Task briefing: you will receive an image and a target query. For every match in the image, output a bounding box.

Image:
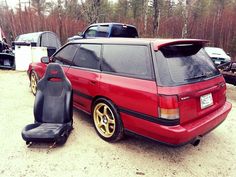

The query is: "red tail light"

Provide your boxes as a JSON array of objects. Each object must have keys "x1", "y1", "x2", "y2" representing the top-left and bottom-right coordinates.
[{"x1": 158, "y1": 95, "x2": 179, "y2": 120}]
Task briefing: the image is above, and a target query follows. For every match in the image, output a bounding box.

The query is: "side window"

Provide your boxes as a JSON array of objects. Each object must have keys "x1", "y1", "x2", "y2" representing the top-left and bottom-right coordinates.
[
  {"x1": 96, "y1": 25, "x2": 109, "y2": 37},
  {"x1": 102, "y1": 45, "x2": 152, "y2": 79},
  {"x1": 53, "y1": 44, "x2": 79, "y2": 65},
  {"x1": 84, "y1": 26, "x2": 98, "y2": 38},
  {"x1": 73, "y1": 44, "x2": 101, "y2": 70},
  {"x1": 110, "y1": 25, "x2": 138, "y2": 38}
]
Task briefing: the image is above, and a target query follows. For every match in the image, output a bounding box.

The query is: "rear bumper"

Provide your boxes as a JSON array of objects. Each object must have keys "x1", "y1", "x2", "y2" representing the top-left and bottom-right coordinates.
[{"x1": 122, "y1": 101, "x2": 232, "y2": 146}]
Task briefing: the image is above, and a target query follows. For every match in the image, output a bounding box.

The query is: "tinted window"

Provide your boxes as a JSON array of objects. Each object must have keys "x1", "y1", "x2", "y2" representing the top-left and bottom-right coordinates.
[
  {"x1": 102, "y1": 45, "x2": 152, "y2": 79},
  {"x1": 53, "y1": 44, "x2": 79, "y2": 65},
  {"x1": 96, "y1": 25, "x2": 109, "y2": 37},
  {"x1": 155, "y1": 44, "x2": 220, "y2": 86},
  {"x1": 110, "y1": 25, "x2": 138, "y2": 38},
  {"x1": 84, "y1": 26, "x2": 97, "y2": 38},
  {"x1": 73, "y1": 44, "x2": 101, "y2": 70}
]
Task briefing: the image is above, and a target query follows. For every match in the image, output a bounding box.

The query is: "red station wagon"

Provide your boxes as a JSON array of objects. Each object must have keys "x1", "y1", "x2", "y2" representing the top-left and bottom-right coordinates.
[{"x1": 28, "y1": 38, "x2": 232, "y2": 146}]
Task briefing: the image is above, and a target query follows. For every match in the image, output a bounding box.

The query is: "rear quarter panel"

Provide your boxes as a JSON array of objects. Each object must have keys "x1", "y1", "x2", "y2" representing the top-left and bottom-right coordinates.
[{"x1": 99, "y1": 73, "x2": 158, "y2": 130}]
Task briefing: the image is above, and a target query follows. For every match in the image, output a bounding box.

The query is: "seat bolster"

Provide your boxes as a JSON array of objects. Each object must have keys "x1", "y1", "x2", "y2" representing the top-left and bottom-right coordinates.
[
  {"x1": 65, "y1": 91, "x2": 73, "y2": 123},
  {"x1": 21, "y1": 123, "x2": 42, "y2": 141}
]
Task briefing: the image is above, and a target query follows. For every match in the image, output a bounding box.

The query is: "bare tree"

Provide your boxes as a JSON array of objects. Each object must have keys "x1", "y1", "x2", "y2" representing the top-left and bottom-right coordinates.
[
  {"x1": 152, "y1": 0, "x2": 160, "y2": 37},
  {"x1": 80, "y1": 0, "x2": 101, "y2": 24},
  {"x1": 181, "y1": 0, "x2": 198, "y2": 38}
]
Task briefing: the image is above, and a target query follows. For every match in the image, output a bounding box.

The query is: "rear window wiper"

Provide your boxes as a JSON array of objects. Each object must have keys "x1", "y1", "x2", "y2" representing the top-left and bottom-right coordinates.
[{"x1": 185, "y1": 74, "x2": 207, "y2": 81}]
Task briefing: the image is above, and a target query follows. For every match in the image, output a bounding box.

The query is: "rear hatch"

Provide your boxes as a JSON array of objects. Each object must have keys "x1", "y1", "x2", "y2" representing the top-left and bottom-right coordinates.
[{"x1": 154, "y1": 42, "x2": 226, "y2": 124}]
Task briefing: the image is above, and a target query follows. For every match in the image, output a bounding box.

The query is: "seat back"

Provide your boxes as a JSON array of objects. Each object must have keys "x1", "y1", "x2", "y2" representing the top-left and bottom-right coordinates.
[{"x1": 34, "y1": 63, "x2": 72, "y2": 124}]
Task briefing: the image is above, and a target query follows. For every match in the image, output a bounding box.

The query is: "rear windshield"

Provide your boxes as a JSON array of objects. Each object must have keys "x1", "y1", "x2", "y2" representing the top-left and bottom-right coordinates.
[
  {"x1": 155, "y1": 44, "x2": 220, "y2": 86},
  {"x1": 110, "y1": 25, "x2": 138, "y2": 38}
]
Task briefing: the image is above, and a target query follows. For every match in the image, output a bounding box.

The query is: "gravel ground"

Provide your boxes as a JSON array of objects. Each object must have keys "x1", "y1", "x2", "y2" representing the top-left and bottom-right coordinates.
[{"x1": 0, "y1": 70, "x2": 236, "y2": 177}]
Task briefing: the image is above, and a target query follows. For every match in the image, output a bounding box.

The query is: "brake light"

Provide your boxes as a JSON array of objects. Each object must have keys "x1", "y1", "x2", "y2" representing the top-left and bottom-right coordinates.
[{"x1": 158, "y1": 95, "x2": 179, "y2": 120}]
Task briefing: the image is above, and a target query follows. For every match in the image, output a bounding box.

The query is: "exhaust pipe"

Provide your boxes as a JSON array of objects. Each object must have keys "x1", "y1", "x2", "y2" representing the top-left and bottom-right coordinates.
[{"x1": 191, "y1": 137, "x2": 201, "y2": 146}]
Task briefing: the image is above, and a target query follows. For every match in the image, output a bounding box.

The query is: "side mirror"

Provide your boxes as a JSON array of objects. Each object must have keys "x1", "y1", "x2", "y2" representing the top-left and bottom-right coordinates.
[{"x1": 41, "y1": 56, "x2": 50, "y2": 64}]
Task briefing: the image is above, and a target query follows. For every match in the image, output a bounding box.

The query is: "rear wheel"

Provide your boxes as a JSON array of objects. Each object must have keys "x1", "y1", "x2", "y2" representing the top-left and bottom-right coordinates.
[
  {"x1": 92, "y1": 98, "x2": 124, "y2": 142},
  {"x1": 30, "y1": 71, "x2": 38, "y2": 95}
]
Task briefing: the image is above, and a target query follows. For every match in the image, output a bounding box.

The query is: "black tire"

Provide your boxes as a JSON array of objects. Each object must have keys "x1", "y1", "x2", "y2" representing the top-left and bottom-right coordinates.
[
  {"x1": 92, "y1": 98, "x2": 124, "y2": 142},
  {"x1": 30, "y1": 71, "x2": 39, "y2": 96}
]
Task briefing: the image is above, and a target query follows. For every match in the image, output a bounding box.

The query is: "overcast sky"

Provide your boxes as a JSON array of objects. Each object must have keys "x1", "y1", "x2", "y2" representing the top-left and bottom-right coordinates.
[
  {"x1": 4, "y1": 0, "x2": 118, "y2": 9},
  {"x1": 5, "y1": 0, "x2": 29, "y2": 8}
]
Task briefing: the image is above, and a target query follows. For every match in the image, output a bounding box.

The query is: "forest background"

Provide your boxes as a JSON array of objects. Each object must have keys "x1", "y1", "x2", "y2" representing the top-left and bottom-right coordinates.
[{"x1": 0, "y1": 0, "x2": 236, "y2": 59}]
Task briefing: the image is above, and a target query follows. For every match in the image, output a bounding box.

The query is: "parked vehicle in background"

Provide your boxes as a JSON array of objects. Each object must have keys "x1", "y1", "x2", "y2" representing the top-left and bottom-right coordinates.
[
  {"x1": 0, "y1": 27, "x2": 15, "y2": 69},
  {"x1": 67, "y1": 23, "x2": 138, "y2": 41},
  {"x1": 218, "y1": 61, "x2": 236, "y2": 86},
  {"x1": 13, "y1": 31, "x2": 61, "y2": 71},
  {"x1": 28, "y1": 38, "x2": 232, "y2": 146},
  {"x1": 14, "y1": 31, "x2": 61, "y2": 57},
  {"x1": 204, "y1": 47, "x2": 231, "y2": 65}
]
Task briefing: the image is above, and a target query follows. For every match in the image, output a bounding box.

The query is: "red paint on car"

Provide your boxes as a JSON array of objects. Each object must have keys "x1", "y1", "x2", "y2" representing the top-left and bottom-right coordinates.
[{"x1": 27, "y1": 38, "x2": 232, "y2": 146}]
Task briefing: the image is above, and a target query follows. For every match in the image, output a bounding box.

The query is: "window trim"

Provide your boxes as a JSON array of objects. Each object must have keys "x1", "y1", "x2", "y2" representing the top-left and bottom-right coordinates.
[
  {"x1": 101, "y1": 70, "x2": 155, "y2": 81},
  {"x1": 69, "y1": 65, "x2": 101, "y2": 73}
]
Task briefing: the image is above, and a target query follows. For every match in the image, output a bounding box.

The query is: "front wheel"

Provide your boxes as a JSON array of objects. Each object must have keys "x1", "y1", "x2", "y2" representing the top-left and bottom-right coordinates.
[
  {"x1": 30, "y1": 71, "x2": 38, "y2": 95},
  {"x1": 92, "y1": 98, "x2": 124, "y2": 142}
]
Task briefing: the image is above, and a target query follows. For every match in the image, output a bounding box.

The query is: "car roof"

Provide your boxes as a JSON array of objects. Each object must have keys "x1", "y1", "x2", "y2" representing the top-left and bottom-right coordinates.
[
  {"x1": 70, "y1": 38, "x2": 208, "y2": 50},
  {"x1": 89, "y1": 23, "x2": 137, "y2": 28},
  {"x1": 15, "y1": 31, "x2": 57, "y2": 42}
]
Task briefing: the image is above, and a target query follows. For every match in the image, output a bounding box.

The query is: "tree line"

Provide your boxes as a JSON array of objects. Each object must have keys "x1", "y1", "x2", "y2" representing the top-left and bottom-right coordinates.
[{"x1": 0, "y1": 0, "x2": 236, "y2": 59}]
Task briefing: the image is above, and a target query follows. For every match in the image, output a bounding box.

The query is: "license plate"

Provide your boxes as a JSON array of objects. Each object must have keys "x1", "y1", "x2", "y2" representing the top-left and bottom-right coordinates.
[
  {"x1": 200, "y1": 93, "x2": 213, "y2": 109},
  {"x1": 214, "y1": 60, "x2": 221, "y2": 64}
]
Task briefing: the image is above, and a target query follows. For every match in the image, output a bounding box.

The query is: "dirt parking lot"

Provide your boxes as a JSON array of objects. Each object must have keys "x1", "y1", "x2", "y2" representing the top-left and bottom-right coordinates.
[{"x1": 0, "y1": 70, "x2": 236, "y2": 177}]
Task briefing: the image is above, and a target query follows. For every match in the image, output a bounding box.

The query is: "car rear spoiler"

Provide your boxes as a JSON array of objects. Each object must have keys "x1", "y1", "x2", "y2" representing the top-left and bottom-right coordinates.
[{"x1": 153, "y1": 39, "x2": 209, "y2": 51}]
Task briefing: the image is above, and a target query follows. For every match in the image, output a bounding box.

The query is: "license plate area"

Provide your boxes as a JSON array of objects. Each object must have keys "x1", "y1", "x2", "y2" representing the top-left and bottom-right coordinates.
[{"x1": 200, "y1": 93, "x2": 213, "y2": 109}]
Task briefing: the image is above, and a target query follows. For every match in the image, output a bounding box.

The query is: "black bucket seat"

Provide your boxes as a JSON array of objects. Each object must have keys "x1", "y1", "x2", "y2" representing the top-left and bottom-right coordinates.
[{"x1": 22, "y1": 63, "x2": 73, "y2": 145}]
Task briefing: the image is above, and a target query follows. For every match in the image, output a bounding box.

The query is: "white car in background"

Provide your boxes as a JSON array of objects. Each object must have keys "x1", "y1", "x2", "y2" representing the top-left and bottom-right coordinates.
[{"x1": 204, "y1": 47, "x2": 231, "y2": 65}]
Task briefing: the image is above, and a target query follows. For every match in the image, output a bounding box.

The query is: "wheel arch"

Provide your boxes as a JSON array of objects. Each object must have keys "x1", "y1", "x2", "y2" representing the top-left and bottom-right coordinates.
[
  {"x1": 28, "y1": 69, "x2": 34, "y2": 80},
  {"x1": 91, "y1": 95, "x2": 120, "y2": 113}
]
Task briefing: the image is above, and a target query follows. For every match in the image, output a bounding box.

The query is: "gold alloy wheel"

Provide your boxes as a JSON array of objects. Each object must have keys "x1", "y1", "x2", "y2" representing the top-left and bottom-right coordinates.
[
  {"x1": 93, "y1": 103, "x2": 116, "y2": 138},
  {"x1": 30, "y1": 73, "x2": 37, "y2": 95}
]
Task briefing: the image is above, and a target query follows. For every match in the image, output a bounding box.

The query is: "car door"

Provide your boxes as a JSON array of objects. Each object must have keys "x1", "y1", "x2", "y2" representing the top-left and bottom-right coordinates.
[{"x1": 66, "y1": 44, "x2": 102, "y2": 113}]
